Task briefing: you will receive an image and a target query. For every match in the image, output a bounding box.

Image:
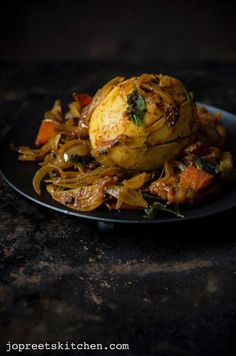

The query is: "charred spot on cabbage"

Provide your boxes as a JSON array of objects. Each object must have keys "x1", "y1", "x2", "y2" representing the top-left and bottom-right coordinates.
[{"x1": 125, "y1": 90, "x2": 146, "y2": 127}]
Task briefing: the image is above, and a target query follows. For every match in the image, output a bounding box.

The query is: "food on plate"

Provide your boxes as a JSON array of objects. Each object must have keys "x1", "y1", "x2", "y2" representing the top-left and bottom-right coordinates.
[
  {"x1": 17, "y1": 74, "x2": 236, "y2": 218},
  {"x1": 89, "y1": 74, "x2": 198, "y2": 170}
]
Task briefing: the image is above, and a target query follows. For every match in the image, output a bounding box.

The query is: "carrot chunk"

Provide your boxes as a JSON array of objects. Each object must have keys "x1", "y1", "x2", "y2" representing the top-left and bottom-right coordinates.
[
  {"x1": 35, "y1": 120, "x2": 58, "y2": 147},
  {"x1": 179, "y1": 166, "x2": 213, "y2": 191},
  {"x1": 72, "y1": 93, "x2": 92, "y2": 107}
]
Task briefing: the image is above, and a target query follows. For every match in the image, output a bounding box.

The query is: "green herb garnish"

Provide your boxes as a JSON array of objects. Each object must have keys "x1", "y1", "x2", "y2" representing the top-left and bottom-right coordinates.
[
  {"x1": 194, "y1": 157, "x2": 219, "y2": 175},
  {"x1": 142, "y1": 192, "x2": 184, "y2": 219},
  {"x1": 186, "y1": 91, "x2": 195, "y2": 103},
  {"x1": 126, "y1": 90, "x2": 146, "y2": 127},
  {"x1": 144, "y1": 201, "x2": 184, "y2": 219}
]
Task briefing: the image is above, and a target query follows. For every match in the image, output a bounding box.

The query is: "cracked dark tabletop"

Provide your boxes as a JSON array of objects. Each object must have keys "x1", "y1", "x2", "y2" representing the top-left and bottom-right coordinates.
[{"x1": 1, "y1": 61, "x2": 236, "y2": 356}]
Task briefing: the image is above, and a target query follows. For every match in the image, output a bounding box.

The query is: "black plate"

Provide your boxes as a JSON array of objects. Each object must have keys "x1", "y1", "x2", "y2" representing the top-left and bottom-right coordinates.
[{"x1": 1, "y1": 103, "x2": 236, "y2": 224}]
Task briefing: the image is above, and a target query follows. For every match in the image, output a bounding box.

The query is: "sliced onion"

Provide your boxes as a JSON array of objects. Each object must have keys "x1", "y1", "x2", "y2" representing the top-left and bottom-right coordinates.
[
  {"x1": 18, "y1": 134, "x2": 61, "y2": 161},
  {"x1": 33, "y1": 165, "x2": 56, "y2": 194},
  {"x1": 47, "y1": 166, "x2": 122, "y2": 188},
  {"x1": 106, "y1": 185, "x2": 148, "y2": 209},
  {"x1": 123, "y1": 172, "x2": 149, "y2": 189},
  {"x1": 44, "y1": 100, "x2": 63, "y2": 122},
  {"x1": 48, "y1": 177, "x2": 111, "y2": 211},
  {"x1": 159, "y1": 161, "x2": 175, "y2": 182},
  {"x1": 57, "y1": 139, "x2": 90, "y2": 164}
]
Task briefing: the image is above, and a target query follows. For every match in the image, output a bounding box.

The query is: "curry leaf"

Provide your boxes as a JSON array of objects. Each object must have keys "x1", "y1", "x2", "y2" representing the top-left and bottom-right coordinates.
[
  {"x1": 143, "y1": 201, "x2": 184, "y2": 219},
  {"x1": 194, "y1": 157, "x2": 219, "y2": 175}
]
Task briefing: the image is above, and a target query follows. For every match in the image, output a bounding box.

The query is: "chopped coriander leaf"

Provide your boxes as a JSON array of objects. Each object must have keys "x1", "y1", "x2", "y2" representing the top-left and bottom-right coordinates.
[{"x1": 126, "y1": 90, "x2": 146, "y2": 127}]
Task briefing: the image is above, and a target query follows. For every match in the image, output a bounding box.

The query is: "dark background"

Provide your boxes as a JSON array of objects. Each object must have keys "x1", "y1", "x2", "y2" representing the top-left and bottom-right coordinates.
[{"x1": 1, "y1": 0, "x2": 236, "y2": 63}]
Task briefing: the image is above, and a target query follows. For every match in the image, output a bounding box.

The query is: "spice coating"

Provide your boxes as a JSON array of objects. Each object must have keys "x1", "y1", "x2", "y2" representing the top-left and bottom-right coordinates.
[{"x1": 89, "y1": 74, "x2": 198, "y2": 170}]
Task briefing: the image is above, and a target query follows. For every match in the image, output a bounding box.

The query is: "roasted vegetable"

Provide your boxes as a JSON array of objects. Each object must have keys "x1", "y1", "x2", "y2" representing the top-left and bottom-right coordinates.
[
  {"x1": 179, "y1": 166, "x2": 214, "y2": 191},
  {"x1": 72, "y1": 93, "x2": 93, "y2": 108},
  {"x1": 35, "y1": 100, "x2": 62, "y2": 146},
  {"x1": 35, "y1": 120, "x2": 59, "y2": 147}
]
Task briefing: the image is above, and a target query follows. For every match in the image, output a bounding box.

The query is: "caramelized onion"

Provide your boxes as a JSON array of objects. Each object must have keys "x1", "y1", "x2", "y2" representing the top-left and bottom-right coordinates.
[
  {"x1": 47, "y1": 177, "x2": 111, "y2": 211},
  {"x1": 106, "y1": 185, "x2": 148, "y2": 210},
  {"x1": 33, "y1": 165, "x2": 58, "y2": 194}
]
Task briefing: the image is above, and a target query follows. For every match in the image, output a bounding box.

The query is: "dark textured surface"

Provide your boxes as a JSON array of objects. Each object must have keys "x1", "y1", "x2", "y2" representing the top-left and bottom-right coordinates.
[
  {"x1": 1, "y1": 62, "x2": 236, "y2": 355},
  {"x1": 2, "y1": 0, "x2": 236, "y2": 62}
]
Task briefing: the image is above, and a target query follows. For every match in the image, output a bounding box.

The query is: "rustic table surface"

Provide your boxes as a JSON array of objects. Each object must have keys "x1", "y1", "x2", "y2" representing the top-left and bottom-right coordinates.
[{"x1": 1, "y1": 62, "x2": 236, "y2": 355}]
